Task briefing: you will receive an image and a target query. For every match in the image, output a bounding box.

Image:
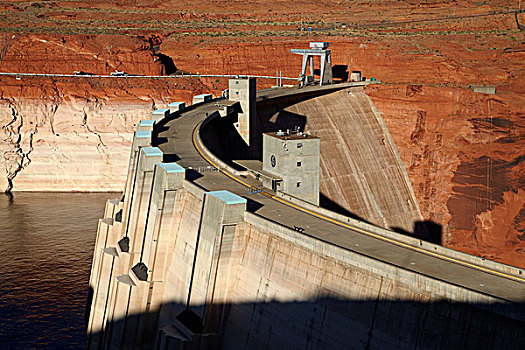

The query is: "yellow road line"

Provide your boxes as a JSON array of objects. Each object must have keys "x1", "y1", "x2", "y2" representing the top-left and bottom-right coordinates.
[{"x1": 191, "y1": 120, "x2": 525, "y2": 284}]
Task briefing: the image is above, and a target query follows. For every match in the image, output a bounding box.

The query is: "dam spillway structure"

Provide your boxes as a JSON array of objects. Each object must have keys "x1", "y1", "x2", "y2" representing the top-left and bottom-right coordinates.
[{"x1": 86, "y1": 75, "x2": 525, "y2": 349}]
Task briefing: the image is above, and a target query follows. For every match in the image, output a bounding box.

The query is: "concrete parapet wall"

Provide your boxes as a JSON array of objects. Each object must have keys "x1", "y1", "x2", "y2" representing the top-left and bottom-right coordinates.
[{"x1": 271, "y1": 190, "x2": 525, "y2": 278}]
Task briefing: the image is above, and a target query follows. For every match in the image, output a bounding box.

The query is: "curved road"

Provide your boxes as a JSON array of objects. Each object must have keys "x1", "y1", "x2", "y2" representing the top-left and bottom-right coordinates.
[{"x1": 156, "y1": 85, "x2": 525, "y2": 304}]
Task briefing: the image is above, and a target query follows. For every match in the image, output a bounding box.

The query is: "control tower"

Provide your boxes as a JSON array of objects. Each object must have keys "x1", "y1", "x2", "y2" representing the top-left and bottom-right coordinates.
[{"x1": 262, "y1": 130, "x2": 320, "y2": 205}]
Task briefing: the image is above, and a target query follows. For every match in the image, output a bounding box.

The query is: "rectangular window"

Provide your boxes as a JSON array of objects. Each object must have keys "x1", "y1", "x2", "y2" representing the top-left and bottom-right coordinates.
[
  {"x1": 297, "y1": 161, "x2": 302, "y2": 167},
  {"x1": 297, "y1": 182, "x2": 301, "y2": 188}
]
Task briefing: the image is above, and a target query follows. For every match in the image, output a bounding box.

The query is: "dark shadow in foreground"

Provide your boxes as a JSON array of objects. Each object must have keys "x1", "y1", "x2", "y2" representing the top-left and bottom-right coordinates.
[{"x1": 86, "y1": 296, "x2": 525, "y2": 350}]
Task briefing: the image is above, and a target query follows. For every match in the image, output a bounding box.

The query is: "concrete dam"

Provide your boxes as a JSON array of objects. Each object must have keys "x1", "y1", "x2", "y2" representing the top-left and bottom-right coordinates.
[{"x1": 86, "y1": 80, "x2": 525, "y2": 349}]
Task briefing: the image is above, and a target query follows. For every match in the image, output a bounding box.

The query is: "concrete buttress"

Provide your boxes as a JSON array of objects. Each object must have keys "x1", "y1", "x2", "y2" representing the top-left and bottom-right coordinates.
[{"x1": 188, "y1": 191, "x2": 247, "y2": 324}]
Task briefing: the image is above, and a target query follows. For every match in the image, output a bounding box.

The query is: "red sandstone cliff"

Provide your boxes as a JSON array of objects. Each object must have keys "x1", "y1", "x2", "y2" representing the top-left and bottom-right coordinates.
[{"x1": 0, "y1": 0, "x2": 523, "y2": 267}]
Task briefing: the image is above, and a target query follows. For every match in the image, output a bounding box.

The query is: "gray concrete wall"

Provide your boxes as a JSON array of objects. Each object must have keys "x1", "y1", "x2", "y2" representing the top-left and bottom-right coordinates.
[
  {"x1": 222, "y1": 214, "x2": 525, "y2": 349},
  {"x1": 88, "y1": 166, "x2": 525, "y2": 349}
]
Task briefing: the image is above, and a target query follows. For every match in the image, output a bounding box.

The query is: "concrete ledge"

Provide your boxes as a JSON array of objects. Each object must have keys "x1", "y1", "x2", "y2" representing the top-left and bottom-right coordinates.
[
  {"x1": 103, "y1": 247, "x2": 119, "y2": 257},
  {"x1": 137, "y1": 119, "x2": 155, "y2": 132},
  {"x1": 116, "y1": 274, "x2": 136, "y2": 287},
  {"x1": 192, "y1": 94, "x2": 213, "y2": 104},
  {"x1": 208, "y1": 190, "x2": 247, "y2": 205},
  {"x1": 168, "y1": 102, "x2": 186, "y2": 112}
]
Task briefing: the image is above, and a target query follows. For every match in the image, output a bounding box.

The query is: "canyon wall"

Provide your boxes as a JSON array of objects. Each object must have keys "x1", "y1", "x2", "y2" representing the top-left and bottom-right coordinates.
[
  {"x1": 0, "y1": 73, "x2": 210, "y2": 191},
  {"x1": 366, "y1": 84, "x2": 524, "y2": 268},
  {"x1": 1, "y1": 0, "x2": 523, "y2": 265}
]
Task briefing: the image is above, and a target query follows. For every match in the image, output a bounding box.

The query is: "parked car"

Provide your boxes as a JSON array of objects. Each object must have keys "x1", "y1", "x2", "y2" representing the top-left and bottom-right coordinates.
[{"x1": 110, "y1": 70, "x2": 128, "y2": 76}]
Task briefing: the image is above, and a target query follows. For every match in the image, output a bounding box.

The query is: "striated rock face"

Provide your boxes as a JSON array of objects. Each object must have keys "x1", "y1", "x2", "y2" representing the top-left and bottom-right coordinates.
[
  {"x1": 0, "y1": 34, "x2": 165, "y2": 76},
  {"x1": 367, "y1": 84, "x2": 524, "y2": 267},
  {"x1": 0, "y1": 95, "x2": 148, "y2": 192},
  {"x1": 0, "y1": 76, "x2": 208, "y2": 191}
]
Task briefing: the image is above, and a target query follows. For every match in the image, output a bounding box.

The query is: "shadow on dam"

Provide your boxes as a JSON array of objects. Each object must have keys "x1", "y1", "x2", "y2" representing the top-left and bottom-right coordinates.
[{"x1": 85, "y1": 293, "x2": 525, "y2": 349}]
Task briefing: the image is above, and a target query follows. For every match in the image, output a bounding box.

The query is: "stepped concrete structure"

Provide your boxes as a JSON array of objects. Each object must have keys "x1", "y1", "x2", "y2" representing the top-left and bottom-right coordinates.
[{"x1": 86, "y1": 80, "x2": 525, "y2": 350}]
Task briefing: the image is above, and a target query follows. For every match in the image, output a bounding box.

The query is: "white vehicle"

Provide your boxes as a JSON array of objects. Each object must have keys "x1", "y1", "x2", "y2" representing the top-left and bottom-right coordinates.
[{"x1": 110, "y1": 70, "x2": 128, "y2": 76}]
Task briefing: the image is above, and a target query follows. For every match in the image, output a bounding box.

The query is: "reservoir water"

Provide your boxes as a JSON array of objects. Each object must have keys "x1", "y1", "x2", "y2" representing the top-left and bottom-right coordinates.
[{"x1": 0, "y1": 192, "x2": 115, "y2": 349}]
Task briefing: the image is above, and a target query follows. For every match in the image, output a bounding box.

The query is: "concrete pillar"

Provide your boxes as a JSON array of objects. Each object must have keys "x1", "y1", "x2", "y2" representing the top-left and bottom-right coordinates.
[
  {"x1": 125, "y1": 147, "x2": 164, "y2": 257},
  {"x1": 128, "y1": 163, "x2": 187, "y2": 347},
  {"x1": 156, "y1": 191, "x2": 202, "y2": 331},
  {"x1": 99, "y1": 161, "x2": 187, "y2": 350},
  {"x1": 320, "y1": 51, "x2": 333, "y2": 85},
  {"x1": 93, "y1": 147, "x2": 162, "y2": 349},
  {"x1": 121, "y1": 130, "x2": 153, "y2": 231},
  {"x1": 144, "y1": 163, "x2": 186, "y2": 280},
  {"x1": 86, "y1": 218, "x2": 113, "y2": 344},
  {"x1": 187, "y1": 191, "x2": 247, "y2": 331},
  {"x1": 229, "y1": 78, "x2": 256, "y2": 146},
  {"x1": 86, "y1": 196, "x2": 127, "y2": 349},
  {"x1": 301, "y1": 55, "x2": 309, "y2": 87}
]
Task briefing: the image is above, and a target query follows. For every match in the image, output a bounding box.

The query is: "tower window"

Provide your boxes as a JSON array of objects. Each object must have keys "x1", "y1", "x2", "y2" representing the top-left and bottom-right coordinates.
[
  {"x1": 297, "y1": 161, "x2": 302, "y2": 167},
  {"x1": 297, "y1": 182, "x2": 301, "y2": 188},
  {"x1": 297, "y1": 143, "x2": 303, "y2": 148}
]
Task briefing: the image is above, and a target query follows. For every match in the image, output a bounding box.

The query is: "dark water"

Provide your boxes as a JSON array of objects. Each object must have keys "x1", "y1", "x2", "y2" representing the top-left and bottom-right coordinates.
[{"x1": 0, "y1": 192, "x2": 115, "y2": 350}]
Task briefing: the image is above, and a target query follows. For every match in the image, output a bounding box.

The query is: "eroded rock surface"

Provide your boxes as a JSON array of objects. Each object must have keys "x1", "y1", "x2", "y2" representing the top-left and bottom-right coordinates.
[
  {"x1": 0, "y1": 0, "x2": 523, "y2": 266},
  {"x1": 367, "y1": 84, "x2": 524, "y2": 267}
]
